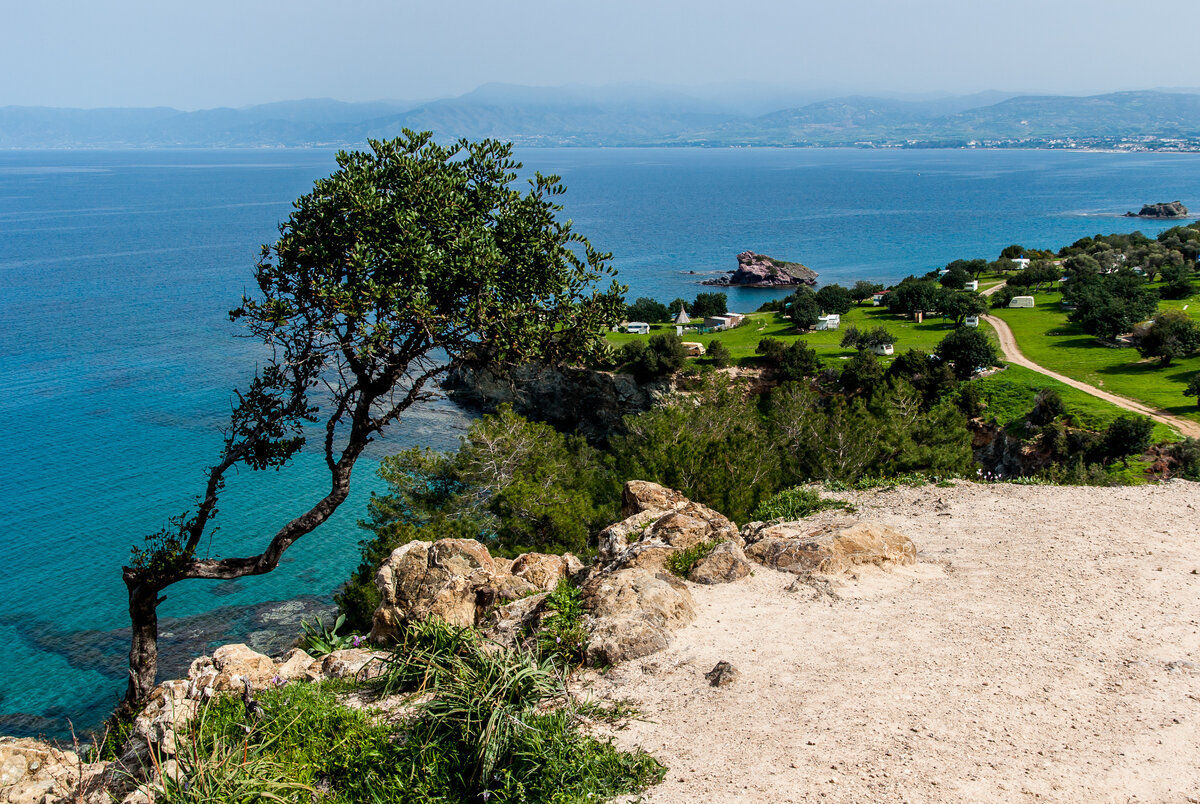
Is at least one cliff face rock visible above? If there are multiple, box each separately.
[444,363,670,443]
[702,251,819,287]
[1126,201,1189,218]
[370,539,583,643]
[741,520,917,574]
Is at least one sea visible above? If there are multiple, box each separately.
[3,146,1200,738]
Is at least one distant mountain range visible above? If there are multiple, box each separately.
[4,85,1200,149]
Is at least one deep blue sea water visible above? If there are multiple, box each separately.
[3,147,1200,737]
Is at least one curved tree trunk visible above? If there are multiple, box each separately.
[124,577,163,707]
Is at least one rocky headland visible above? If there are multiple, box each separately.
[4,479,1199,803]
[702,251,819,288]
[1125,200,1189,218]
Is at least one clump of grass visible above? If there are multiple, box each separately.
[666,539,719,577]
[537,579,589,666]
[823,472,938,492]
[752,486,855,520]
[155,623,664,803]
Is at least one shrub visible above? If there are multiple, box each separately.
[299,614,362,656]
[936,327,1000,380]
[536,580,589,667]
[752,486,854,521]
[707,339,732,367]
[1027,388,1066,427]
[665,540,719,577]
[815,284,853,315]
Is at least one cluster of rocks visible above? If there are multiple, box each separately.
[1,480,917,804]
[0,642,387,804]
[702,251,819,287]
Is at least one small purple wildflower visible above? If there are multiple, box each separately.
[351,635,366,648]
[271,674,285,687]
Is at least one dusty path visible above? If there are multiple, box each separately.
[982,312,1200,438]
[590,481,1200,803]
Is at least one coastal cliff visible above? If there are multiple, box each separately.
[702,251,818,288]
[444,362,673,442]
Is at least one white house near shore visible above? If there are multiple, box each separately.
[816,313,840,331]
[625,321,650,335]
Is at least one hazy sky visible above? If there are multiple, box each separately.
[5,0,1199,108]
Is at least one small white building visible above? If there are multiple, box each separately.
[871,291,889,306]
[964,279,979,292]
[625,321,650,335]
[816,314,841,331]
[964,316,980,328]
[1011,258,1031,270]
[1008,296,1035,308]
[704,315,732,330]
[870,343,895,356]
[723,312,745,327]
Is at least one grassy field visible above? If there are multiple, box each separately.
[988,286,1200,426]
[606,303,972,364]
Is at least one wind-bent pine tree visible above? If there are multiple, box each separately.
[121,131,623,708]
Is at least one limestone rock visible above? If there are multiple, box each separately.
[372,538,567,643]
[599,485,741,574]
[510,552,580,591]
[119,680,196,771]
[319,649,388,681]
[0,736,98,804]
[744,520,916,574]
[688,541,753,585]
[485,592,549,649]
[581,568,696,665]
[621,480,690,518]
[274,648,318,682]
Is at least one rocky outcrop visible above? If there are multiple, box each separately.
[1126,201,1189,219]
[742,520,916,574]
[703,251,819,288]
[599,481,742,574]
[371,539,581,643]
[444,362,671,443]
[688,541,753,584]
[0,736,110,804]
[580,568,697,665]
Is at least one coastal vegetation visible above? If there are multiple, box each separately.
[120,132,623,709]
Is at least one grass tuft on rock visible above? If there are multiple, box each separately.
[752,486,855,521]
[666,539,720,577]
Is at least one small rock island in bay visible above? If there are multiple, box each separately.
[1125,200,1189,218]
[702,250,819,287]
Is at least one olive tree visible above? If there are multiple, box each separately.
[120,132,623,707]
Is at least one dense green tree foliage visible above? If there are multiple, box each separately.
[935,327,1000,379]
[785,286,822,329]
[939,265,971,290]
[619,333,688,381]
[850,280,885,304]
[756,337,821,381]
[1136,310,1200,366]
[1063,271,1158,341]
[888,277,942,317]
[815,284,854,315]
[625,297,669,323]
[706,339,732,367]
[1188,373,1200,407]
[939,291,988,327]
[690,292,729,319]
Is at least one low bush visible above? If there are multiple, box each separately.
[665,540,719,577]
[752,486,854,521]
[537,580,589,667]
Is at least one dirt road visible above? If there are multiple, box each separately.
[982,312,1200,438]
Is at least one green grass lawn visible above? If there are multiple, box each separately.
[988,286,1200,426]
[606,304,967,364]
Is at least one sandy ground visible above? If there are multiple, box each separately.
[585,481,1200,803]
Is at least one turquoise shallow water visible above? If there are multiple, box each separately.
[2,146,1199,737]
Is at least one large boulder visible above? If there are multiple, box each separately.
[688,540,753,585]
[599,483,741,575]
[743,520,916,574]
[580,568,696,665]
[0,736,108,804]
[702,251,818,288]
[373,539,588,643]
[185,643,278,698]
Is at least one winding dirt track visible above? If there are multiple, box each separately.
[979,282,1200,438]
